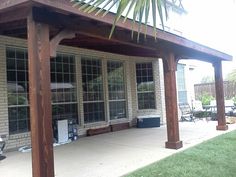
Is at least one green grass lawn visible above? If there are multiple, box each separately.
[125,130,236,177]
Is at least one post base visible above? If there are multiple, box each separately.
[216,125,228,131]
[165,141,183,149]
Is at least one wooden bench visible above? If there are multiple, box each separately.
[87,123,130,136]
[110,122,129,132]
[87,126,111,136]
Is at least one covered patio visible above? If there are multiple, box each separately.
[0,0,233,177]
[1,121,236,177]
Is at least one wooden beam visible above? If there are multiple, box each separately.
[50,29,75,57]
[27,11,54,177]
[0,0,29,10]
[0,6,29,23]
[0,20,26,32]
[163,52,183,149]
[1,28,27,36]
[31,7,161,55]
[213,61,228,130]
[66,43,159,57]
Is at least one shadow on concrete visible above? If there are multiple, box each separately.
[0,155,6,161]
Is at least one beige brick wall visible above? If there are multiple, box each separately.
[0,40,8,137]
[158,59,167,124]
[0,35,166,150]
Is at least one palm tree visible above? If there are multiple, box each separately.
[70,0,184,41]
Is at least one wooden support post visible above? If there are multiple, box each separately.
[163,52,183,149]
[27,12,54,177]
[213,61,228,131]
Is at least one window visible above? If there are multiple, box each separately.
[6,48,30,134]
[81,57,105,123]
[136,62,156,109]
[107,61,126,120]
[6,48,79,134]
[177,64,187,103]
[51,54,78,123]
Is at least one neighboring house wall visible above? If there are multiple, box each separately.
[176,63,188,104]
[110,0,186,36]
[176,62,196,105]
[184,64,196,105]
[163,0,186,36]
[0,35,166,150]
[176,62,196,121]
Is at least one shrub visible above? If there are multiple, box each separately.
[233,96,236,106]
[194,111,211,118]
[199,93,214,106]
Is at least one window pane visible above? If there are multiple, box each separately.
[9,121,17,133]
[18,107,28,120]
[18,120,28,132]
[7,71,16,81]
[52,103,78,123]
[7,59,16,70]
[6,48,16,58]
[16,59,26,71]
[15,49,25,59]
[51,54,78,124]
[109,101,126,120]
[8,94,18,106]
[8,106,30,134]
[107,61,126,119]
[17,93,28,105]
[6,48,30,134]
[138,92,156,109]
[82,57,105,123]
[136,62,156,109]
[8,107,17,121]
[83,102,105,123]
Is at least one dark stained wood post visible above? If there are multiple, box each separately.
[27,12,55,177]
[163,52,183,149]
[213,61,228,131]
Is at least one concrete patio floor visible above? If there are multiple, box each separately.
[1,121,236,177]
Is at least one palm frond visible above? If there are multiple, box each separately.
[70,0,184,41]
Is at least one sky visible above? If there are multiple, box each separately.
[180,0,236,82]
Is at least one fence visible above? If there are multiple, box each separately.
[194,81,236,100]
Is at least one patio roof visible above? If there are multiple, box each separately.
[0,0,232,62]
[0,1,232,177]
